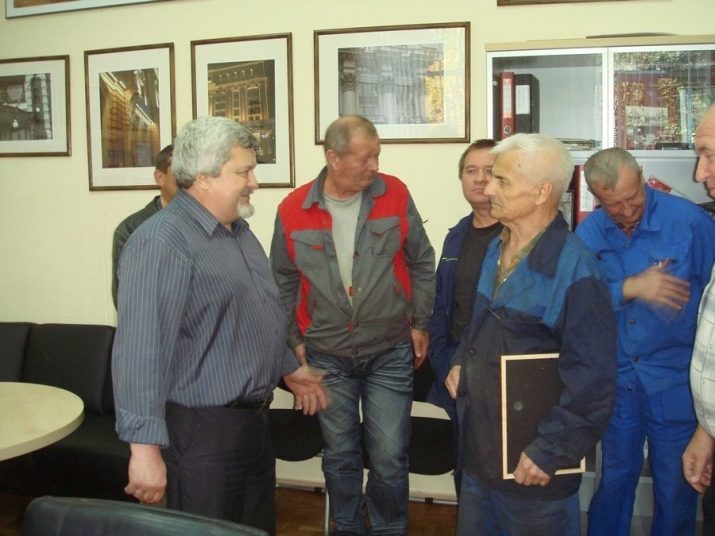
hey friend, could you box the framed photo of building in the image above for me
[191,33,294,188]
[6,0,167,18]
[0,55,70,157]
[314,22,470,144]
[84,43,175,190]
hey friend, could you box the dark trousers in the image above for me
[163,402,276,535]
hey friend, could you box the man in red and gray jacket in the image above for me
[270,115,435,536]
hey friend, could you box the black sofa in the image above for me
[0,322,130,501]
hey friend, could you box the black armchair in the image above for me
[22,496,269,536]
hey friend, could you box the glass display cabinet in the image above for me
[486,35,715,208]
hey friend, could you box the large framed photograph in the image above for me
[191,33,294,188]
[6,0,167,18]
[498,0,626,4]
[84,43,175,191]
[0,55,70,157]
[314,22,469,144]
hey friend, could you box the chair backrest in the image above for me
[0,321,35,381]
[270,381,323,461]
[22,324,116,415]
[413,360,436,403]
[22,496,269,536]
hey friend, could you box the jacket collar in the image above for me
[525,213,570,278]
[303,166,386,210]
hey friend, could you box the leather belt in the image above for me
[224,393,273,410]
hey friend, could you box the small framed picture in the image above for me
[84,43,175,191]
[0,55,70,157]
[6,0,167,18]
[314,22,470,144]
[191,33,295,188]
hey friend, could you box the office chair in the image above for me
[22,496,268,536]
[408,361,456,477]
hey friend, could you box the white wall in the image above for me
[1,0,714,497]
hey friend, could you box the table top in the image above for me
[0,382,84,461]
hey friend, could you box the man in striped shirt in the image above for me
[682,103,715,536]
[112,116,327,535]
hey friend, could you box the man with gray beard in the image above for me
[112,116,327,535]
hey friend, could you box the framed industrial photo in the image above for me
[84,43,175,191]
[191,33,294,188]
[0,55,70,157]
[314,22,470,144]
[6,0,167,18]
[500,353,585,479]
[498,0,627,4]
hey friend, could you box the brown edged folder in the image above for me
[500,353,585,479]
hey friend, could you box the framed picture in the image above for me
[0,55,70,157]
[498,0,627,4]
[314,22,470,144]
[500,353,585,479]
[191,33,294,188]
[6,0,167,18]
[84,43,175,191]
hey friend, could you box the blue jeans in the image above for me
[588,381,697,536]
[457,471,580,536]
[308,342,413,536]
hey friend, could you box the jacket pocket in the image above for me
[291,230,328,269]
[366,217,401,258]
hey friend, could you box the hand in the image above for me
[125,443,166,504]
[623,265,690,311]
[682,424,714,493]
[445,365,461,400]
[411,328,429,369]
[513,452,551,487]
[283,364,329,415]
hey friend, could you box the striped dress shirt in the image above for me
[692,264,715,438]
[112,190,298,447]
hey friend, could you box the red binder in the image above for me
[497,71,515,139]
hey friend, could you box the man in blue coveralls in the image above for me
[578,147,715,535]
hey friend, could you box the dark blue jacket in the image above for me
[454,214,617,499]
[427,213,473,417]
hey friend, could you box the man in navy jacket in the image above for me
[447,134,616,535]
[427,139,502,495]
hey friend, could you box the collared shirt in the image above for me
[111,195,163,307]
[691,265,715,437]
[576,187,715,395]
[112,191,298,447]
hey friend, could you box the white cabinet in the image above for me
[487,35,715,204]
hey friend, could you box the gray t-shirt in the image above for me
[324,192,362,304]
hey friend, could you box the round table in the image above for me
[0,382,84,461]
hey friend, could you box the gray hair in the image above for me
[324,115,378,157]
[583,147,640,190]
[172,116,258,189]
[492,133,574,198]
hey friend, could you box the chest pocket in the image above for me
[366,217,401,258]
[291,230,328,269]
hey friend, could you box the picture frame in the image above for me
[191,33,295,188]
[0,55,70,157]
[6,0,167,18]
[497,0,627,4]
[500,353,585,479]
[314,22,470,144]
[84,43,175,191]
